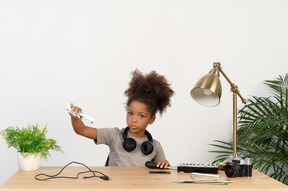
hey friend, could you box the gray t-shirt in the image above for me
[94,127,166,166]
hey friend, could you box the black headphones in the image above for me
[122,127,154,155]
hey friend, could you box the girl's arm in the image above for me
[154,141,170,168]
[69,104,97,140]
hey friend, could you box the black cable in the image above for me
[35,161,110,181]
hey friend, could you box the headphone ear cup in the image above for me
[141,141,154,155]
[123,138,137,152]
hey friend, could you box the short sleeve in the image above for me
[94,127,120,146]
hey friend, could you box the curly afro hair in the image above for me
[124,69,174,116]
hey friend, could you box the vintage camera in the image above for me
[224,156,252,178]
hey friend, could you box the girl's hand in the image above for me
[157,160,170,169]
[69,103,82,119]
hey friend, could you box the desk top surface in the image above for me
[1,166,287,192]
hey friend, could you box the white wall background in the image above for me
[0,0,287,185]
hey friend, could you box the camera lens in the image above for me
[224,162,242,177]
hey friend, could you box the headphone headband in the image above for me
[123,127,153,142]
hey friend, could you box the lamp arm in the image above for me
[214,62,246,104]
[213,62,246,157]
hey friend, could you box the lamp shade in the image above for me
[190,68,222,107]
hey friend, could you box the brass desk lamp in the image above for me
[190,62,246,157]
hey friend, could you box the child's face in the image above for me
[126,100,156,138]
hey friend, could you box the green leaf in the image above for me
[0,124,64,161]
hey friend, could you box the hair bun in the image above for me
[124,69,174,116]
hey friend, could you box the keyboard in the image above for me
[177,163,219,174]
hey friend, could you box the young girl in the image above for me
[69,69,174,168]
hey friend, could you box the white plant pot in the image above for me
[17,152,41,171]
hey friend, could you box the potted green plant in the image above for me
[209,74,288,184]
[0,124,63,171]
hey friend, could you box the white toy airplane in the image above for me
[66,103,96,123]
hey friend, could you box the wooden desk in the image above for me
[1,166,287,192]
